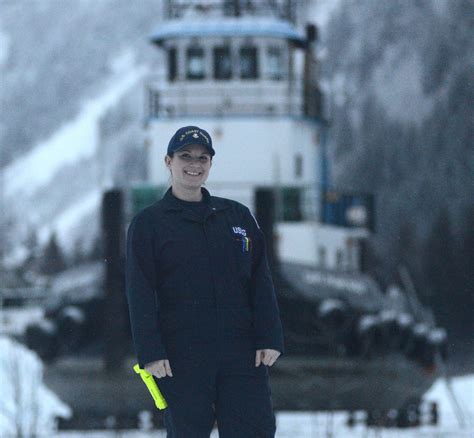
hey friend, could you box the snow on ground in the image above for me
[0,336,469,438]
[4,62,146,199]
[53,374,474,437]
[0,336,71,437]
[424,373,474,431]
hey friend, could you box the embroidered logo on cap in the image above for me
[179,129,210,144]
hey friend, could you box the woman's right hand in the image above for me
[145,359,173,378]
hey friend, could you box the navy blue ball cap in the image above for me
[167,126,215,157]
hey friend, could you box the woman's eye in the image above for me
[199,156,209,163]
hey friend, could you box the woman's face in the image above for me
[165,144,212,190]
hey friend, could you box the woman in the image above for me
[125,125,284,437]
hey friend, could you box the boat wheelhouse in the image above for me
[143,0,369,273]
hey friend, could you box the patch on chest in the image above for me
[232,226,247,237]
[232,226,251,253]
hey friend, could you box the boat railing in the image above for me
[163,0,298,24]
[145,73,312,119]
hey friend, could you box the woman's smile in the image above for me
[184,170,202,176]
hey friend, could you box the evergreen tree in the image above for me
[39,232,67,275]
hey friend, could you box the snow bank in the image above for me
[0,336,71,437]
[424,373,474,430]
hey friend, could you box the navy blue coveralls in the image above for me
[125,186,284,437]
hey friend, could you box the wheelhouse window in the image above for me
[167,47,177,81]
[239,46,258,79]
[186,46,205,80]
[267,46,284,80]
[213,46,232,80]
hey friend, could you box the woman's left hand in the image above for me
[255,349,281,367]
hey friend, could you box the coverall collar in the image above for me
[162,186,230,220]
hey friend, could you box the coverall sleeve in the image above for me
[125,212,167,368]
[246,207,285,355]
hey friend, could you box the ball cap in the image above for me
[167,126,215,157]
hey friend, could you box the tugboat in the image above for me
[139,0,447,420]
[24,0,448,430]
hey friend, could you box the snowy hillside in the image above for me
[0,0,162,262]
[0,0,162,165]
[3,61,146,262]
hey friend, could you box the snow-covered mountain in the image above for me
[4,60,146,259]
[0,0,163,262]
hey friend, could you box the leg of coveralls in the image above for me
[156,350,217,438]
[215,348,276,437]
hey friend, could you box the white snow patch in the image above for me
[372,45,435,124]
[109,49,136,75]
[0,27,10,67]
[424,374,474,430]
[306,0,343,29]
[3,245,29,269]
[50,261,103,298]
[0,336,71,437]
[0,306,44,337]
[4,64,147,198]
[37,189,101,250]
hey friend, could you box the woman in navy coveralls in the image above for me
[125,126,284,437]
